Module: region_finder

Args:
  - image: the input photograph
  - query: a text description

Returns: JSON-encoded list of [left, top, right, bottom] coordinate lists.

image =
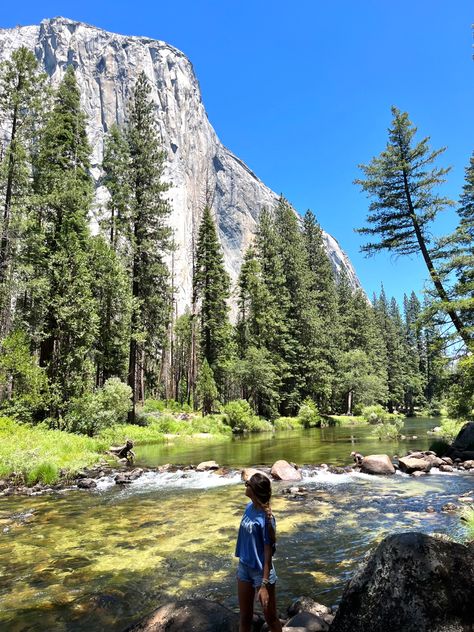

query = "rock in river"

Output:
[[196, 461, 219, 472], [360, 454, 395, 475], [397, 456, 432, 474], [330, 532, 474, 632], [123, 598, 238, 631], [270, 460, 302, 482]]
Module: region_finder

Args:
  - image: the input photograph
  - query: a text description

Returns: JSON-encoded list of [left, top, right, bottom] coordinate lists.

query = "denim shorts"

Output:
[[237, 560, 277, 588]]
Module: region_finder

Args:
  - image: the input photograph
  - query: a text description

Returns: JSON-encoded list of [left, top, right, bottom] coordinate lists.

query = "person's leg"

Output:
[[262, 583, 282, 632], [238, 578, 255, 632]]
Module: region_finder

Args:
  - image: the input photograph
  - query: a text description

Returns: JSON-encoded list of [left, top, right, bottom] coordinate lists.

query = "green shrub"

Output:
[[63, 378, 132, 436], [223, 400, 273, 432], [362, 404, 390, 424], [372, 422, 402, 440], [437, 418, 465, 443], [297, 398, 320, 428], [273, 416, 302, 431], [422, 399, 445, 417]]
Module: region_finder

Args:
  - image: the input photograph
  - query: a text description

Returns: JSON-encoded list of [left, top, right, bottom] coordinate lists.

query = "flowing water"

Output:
[[0, 418, 472, 631]]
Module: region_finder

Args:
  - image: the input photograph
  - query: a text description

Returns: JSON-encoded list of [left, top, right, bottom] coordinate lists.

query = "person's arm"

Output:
[[258, 543, 273, 608]]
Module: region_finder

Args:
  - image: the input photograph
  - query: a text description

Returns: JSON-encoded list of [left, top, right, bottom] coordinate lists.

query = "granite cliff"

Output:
[[0, 17, 361, 309]]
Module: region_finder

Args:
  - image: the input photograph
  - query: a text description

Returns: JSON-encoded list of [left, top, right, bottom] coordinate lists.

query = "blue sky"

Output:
[[1, 1, 473, 304]]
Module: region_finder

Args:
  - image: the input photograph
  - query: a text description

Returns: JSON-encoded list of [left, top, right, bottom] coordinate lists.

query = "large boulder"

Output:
[[451, 421, 474, 452], [330, 532, 474, 632], [270, 460, 302, 481], [359, 454, 395, 475], [397, 456, 432, 474], [123, 599, 239, 632]]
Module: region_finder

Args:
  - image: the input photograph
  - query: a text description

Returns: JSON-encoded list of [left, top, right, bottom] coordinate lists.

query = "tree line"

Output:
[[0, 49, 471, 430]]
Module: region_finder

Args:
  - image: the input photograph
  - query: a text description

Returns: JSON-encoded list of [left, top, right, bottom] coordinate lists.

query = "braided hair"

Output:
[[249, 472, 276, 546]]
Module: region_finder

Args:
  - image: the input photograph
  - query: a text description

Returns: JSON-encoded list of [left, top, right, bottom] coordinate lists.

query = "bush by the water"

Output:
[[223, 400, 273, 432], [297, 398, 320, 428], [273, 416, 302, 430], [62, 378, 132, 436], [362, 405, 404, 439], [436, 417, 465, 443]]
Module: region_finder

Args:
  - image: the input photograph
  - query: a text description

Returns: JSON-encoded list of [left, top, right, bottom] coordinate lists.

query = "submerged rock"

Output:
[[123, 598, 239, 631], [359, 454, 395, 476], [330, 532, 474, 632]]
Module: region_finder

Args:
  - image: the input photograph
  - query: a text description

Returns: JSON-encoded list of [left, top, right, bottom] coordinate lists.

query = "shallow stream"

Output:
[[1, 418, 472, 631]]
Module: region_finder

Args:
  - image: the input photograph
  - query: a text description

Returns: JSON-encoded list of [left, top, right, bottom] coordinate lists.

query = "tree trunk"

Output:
[[402, 169, 472, 350]]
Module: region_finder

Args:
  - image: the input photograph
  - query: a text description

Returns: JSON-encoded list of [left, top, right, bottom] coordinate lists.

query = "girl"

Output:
[[235, 472, 282, 632]]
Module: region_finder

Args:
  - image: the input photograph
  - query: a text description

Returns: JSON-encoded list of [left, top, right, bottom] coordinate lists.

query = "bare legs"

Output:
[[237, 579, 282, 632]]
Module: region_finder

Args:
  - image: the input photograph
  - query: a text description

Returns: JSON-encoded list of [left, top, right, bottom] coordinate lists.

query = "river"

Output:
[[0, 418, 472, 631]]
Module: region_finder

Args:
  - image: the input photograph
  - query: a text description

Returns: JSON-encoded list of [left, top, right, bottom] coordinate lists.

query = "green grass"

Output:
[[0, 411, 235, 486], [0, 416, 105, 485], [325, 414, 366, 426], [273, 416, 302, 430], [461, 507, 474, 541]]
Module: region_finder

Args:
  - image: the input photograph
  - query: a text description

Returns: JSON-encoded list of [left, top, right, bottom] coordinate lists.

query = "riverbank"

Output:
[[0, 413, 232, 487]]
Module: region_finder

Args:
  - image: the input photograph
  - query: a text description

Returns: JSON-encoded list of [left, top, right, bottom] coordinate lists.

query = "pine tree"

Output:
[[193, 205, 232, 392], [372, 288, 405, 412], [90, 236, 132, 386], [33, 66, 97, 414], [126, 71, 172, 421], [0, 47, 47, 336], [102, 124, 131, 251], [302, 210, 339, 410], [195, 358, 218, 416], [356, 107, 471, 349]]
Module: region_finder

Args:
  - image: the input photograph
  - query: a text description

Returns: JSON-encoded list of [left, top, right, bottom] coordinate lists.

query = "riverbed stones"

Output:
[[287, 597, 332, 619], [123, 598, 239, 631], [359, 454, 395, 475], [241, 468, 271, 482], [330, 532, 474, 632], [76, 478, 97, 489], [196, 460, 219, 472], [397, 456, 432, 474], [270, 460, 302, 481], [439, 463, 454, 472], [283, 611, 330, 630]]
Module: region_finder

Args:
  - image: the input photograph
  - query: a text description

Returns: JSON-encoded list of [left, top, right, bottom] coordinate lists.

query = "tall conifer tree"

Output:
[[126, 71, 172, 421], [33, 66, 97, 414], [193, 205, 232, 393]]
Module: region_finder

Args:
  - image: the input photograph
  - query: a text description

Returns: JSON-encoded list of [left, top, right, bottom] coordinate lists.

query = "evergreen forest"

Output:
[[0, 49, 472, 441]]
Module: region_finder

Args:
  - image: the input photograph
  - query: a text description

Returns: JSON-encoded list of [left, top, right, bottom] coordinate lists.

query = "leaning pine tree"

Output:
[[356, 107, 472, 351]]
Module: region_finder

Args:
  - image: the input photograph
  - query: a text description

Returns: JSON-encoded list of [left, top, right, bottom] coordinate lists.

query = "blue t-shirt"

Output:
[[235, 501, 276, 571]]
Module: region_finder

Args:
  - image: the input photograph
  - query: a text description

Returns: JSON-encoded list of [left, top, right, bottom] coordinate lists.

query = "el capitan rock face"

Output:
[[0, 17, 361, 310]]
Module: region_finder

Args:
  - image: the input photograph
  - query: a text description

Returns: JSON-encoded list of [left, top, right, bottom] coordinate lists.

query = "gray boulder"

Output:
[[123, 599, 239, 631], [398, 456, 432, 474], [270, 460, 302, 481], [360, 454, 395, 475], [330, 532, 474, 632], [196, 460, 219, 471], [287, 596, 332, 619]]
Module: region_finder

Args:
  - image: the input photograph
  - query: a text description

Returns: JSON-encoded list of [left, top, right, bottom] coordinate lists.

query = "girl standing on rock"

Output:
[[236, 472, 282, 632]]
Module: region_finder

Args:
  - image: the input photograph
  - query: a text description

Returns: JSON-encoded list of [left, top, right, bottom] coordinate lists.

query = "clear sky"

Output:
[[1, 1, 473, 304]]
